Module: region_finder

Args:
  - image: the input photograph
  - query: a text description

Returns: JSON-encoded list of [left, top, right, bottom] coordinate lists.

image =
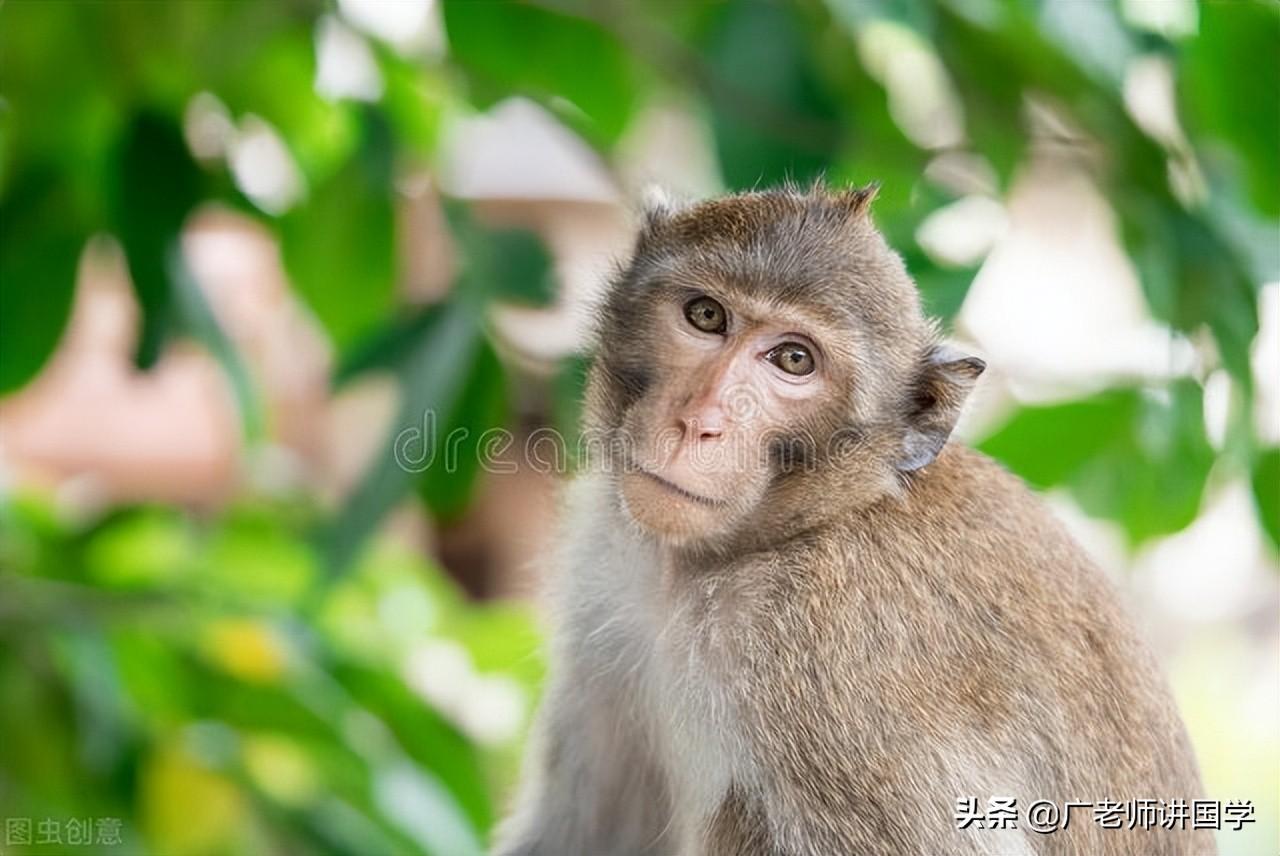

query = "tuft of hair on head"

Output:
[[633, 183, 690, 253], [639, 184, 683, 228], [834, 182, 880, 220]]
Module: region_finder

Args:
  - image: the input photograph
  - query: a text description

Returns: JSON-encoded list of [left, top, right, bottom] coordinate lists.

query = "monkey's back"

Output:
[[797, 443, 1213, 854]]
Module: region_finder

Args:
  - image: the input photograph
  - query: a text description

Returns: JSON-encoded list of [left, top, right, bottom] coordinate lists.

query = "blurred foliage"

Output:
[[0, 0, 1278, 853], [0, 492, 541, 855], [979, 380, 1216, 543]]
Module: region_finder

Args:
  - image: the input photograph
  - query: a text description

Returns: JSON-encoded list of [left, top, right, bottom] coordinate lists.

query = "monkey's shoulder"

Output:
[[863, 443, 1092, 572], [746, 443, 1128, 641], [720, 444, 1173, 723]]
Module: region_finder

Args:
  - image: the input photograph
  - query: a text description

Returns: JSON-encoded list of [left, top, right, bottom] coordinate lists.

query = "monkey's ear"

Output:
[[836, 182, 880, 219], [897, 345, 985, 472], [635, 184, 683, 252]]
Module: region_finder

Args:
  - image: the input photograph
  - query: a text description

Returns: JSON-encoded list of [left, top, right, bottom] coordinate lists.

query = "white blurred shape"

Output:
[[403, 639, 473, 713], [182, 212, 333, 470], [323, 373, 401, 498], [853, 20, 963, 149], [229, 116, 305, 215], [1039, 0, 1133, 86], [53, 473, 112, 527], [616, 100, 723, 201], [1123, 56, 1183, 149], [1123, 0, 1197, 40], [184, 92, 235, 161], [915, 195, 1009, 268], [458, 675, 526, 746], [925, 151, 999, 197], [0, 439, 13, 500], [486, 201, 633, 365], [1123, 56, 1204, 205], [1253, 283, 1280, 444], [959, 160, 1195, 395], [315, 15, 384, 103], [402, 639, 527, 746], [374, 764, 482, 856], [243, 444, 309, 497], [1202, 370, 1232, 450], [1135, 483, 1271, 623], [339, 0, 437, 55], [377, 584, 438, 640], [438, 98, 618, 203]]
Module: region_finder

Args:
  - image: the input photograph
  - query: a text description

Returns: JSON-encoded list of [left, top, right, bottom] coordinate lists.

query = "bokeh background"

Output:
[[1, 1, 1277, 854]]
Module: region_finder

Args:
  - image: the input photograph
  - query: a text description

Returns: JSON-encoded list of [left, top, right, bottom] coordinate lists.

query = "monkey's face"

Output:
[[612, 287, 843, 545], [590, 185, 983, 548]]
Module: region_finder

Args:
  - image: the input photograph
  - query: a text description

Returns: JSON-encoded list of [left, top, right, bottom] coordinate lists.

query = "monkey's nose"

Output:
[[680, 414, 724, 442]]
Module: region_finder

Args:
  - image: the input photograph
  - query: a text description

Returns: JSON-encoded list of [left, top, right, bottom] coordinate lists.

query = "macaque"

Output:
[[494, 184, 1210, 855]]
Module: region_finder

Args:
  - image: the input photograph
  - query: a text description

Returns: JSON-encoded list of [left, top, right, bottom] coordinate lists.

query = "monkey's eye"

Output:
[[683, 296, 727, 334], [767, 343, 815, 376]]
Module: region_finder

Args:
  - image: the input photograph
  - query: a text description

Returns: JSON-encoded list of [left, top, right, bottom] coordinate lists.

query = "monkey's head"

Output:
[[586, 184, 984, 548]]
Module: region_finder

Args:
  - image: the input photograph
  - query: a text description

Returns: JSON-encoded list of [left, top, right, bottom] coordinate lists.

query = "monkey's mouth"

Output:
[[636, 469, 726, 507]]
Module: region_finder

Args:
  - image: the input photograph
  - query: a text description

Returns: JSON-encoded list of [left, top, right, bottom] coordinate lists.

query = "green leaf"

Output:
[[110, 111, 204, 368], [1252, 448, 1280, 554], [202, 510, 317, 606], [441, 0, 637, 146], [980, 389, 1136, 489], [111, 113, 263, 436], [980, 382, 1215, 544], [416, 340, 508, 521], [825, 0, 934, 36], [0, 1, 121, 202], [321, 299, 483, 573], [932, 2, 1148, 190], [1180, 0, 1280, 218], [331, 663, 492, 835], [324, 215, 518, 555], [1203, 171, 1280, 287], [0, 641, 83, 812], [442, 201, 557, 306], [281, 110, 397, 352], [1075, 382, 1214, 543], [171, 253, 266, 441], [701, 0, 843, 188], [376, 47, 447, 159], [445, 603, 544, 691], [482, 229, 556, 306], [83, 508, 195, 590], [0, 167, 86, 393], [53, 630, 139, 775], [930, 5, 1032, 185], [219, 28, 360, 186], [110, 629, 191, 726], [901, 249, 974, 323], [1118, 195, 1259, 390], [334, 305, 449, 387]]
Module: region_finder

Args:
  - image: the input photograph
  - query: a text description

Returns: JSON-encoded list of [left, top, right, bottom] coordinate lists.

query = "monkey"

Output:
[[492, 183, 1211, 856]]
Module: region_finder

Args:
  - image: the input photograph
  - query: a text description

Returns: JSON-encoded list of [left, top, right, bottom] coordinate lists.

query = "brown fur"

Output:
[[494, 185, 1210, 856]]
